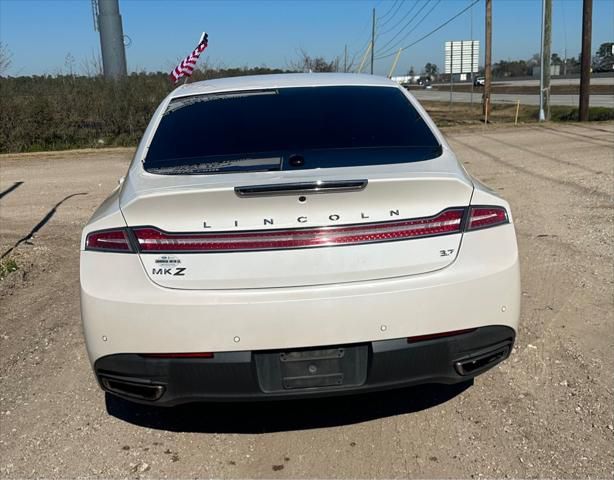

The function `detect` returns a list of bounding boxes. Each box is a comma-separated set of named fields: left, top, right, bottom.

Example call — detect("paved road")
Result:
left=1, top=124, right=613, bottom=478
left=412, top=89, right=614, bottom=107
left=434, top=75, right=614, bottom=88
left=493, top=76, right=614, bottom=87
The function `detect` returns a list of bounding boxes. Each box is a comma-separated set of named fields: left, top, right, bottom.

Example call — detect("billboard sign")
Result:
left=444, top=40, right=479, bottom=74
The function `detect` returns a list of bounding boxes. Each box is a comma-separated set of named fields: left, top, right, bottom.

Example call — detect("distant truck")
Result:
left=593, top=58, right=614, bottom=73
left=391, top=75, right=433, bottom=87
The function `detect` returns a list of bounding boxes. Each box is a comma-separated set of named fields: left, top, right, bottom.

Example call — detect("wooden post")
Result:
left=514, top=100, right=520, bottom=125
left=579, top=0, right=593, bottom=121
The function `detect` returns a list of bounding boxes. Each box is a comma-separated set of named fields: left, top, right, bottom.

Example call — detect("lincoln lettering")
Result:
left=202, top=209, right=403, bottom=229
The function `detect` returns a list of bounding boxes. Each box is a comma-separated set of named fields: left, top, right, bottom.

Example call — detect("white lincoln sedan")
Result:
left=80, top=73, right=520, bottom=405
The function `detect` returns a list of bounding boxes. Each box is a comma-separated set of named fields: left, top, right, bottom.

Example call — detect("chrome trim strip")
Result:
left=137, top=219, right=462, bottom=246
left=234, top=180, right=368, bottom=197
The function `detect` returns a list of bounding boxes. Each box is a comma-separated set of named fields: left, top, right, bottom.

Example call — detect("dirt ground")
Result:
left=0, top=123, right=613, bottom=478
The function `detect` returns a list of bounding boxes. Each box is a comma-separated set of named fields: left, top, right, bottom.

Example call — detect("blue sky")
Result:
left=1, top=0, right=613, bottom=76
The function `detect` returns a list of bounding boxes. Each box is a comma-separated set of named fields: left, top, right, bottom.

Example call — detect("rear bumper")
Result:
left=95, top=326, right=515, bottom=406
left=81, top=224, right=521, bottom=362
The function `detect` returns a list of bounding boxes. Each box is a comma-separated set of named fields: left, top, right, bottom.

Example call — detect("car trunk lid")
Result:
left=120, top=169, right=473, bottom=289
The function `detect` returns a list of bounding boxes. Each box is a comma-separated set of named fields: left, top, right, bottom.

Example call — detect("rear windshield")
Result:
left=144, top=85, right=441, bottom=174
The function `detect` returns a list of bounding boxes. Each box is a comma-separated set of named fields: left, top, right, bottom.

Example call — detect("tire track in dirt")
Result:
left=562, top=123, right=614, bottom=135
left=450, top=137, right=612, bottom=202
left=481, top=134, right=607, bottom=175
left=538, top=125, right=614, bottom=146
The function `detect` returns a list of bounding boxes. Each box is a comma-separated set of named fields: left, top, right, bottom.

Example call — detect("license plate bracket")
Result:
left=255, top=345, right=368, bottom=392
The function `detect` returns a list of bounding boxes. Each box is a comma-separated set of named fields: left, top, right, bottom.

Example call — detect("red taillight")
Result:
left=467, top=206, right=508, bottom=230
left=140, top=352, right=214, bottom=359
left=85, top=229, right=133, bottom=252
left=407, top=328, right=476, bottom=343
left=132, top=209, right=464, bottom=253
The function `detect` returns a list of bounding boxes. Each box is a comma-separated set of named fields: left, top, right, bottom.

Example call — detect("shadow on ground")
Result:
left=0, top=181, right=24, bottom=200
left=1, top=192, right=87, bottom=259
left=105, top=381, right=473, bottom=433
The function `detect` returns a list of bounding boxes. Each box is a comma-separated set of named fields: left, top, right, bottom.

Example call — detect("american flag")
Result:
left=169, top=33, right=209, bottom=84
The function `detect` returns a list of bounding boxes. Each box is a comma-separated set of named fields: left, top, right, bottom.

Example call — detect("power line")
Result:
left=379, top=1, right=419, bottom=36
left=378, top=0, right=400, bottom=21
left=376, top=0, right=432, bottom=55
left=375, top=0, right=480, bottom=60
left=380, top=0, right=441, bottom=55
left=378, top=0, right=405, bottom=29
left=377, top=0, right=442, bottom=58
left=350, top=1, right=395, bottom=63
left=350, top=10, right=377, bottom=59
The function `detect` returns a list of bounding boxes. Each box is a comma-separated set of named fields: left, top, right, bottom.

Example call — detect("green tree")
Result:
left=423, top=62, right=438, bottom=76
left=493, top=59, right=530, bottom=77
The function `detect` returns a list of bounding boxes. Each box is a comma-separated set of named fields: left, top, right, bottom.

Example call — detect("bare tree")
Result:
left=344, top=52, right=359, bottom=73
left=65, top=53, right=76, bottom=77
left=0, top=42, right=13, bottom=76
left=290, top=49, right=339, bottom=72
left=81, top=50, right=103, bottom=77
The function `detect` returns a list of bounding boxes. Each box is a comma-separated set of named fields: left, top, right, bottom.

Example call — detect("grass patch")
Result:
left=0, top=72, right=611, bottom=153
left=421, top=101, right=614, bottom=127
left=0, top=258, right=18, bottom=280
left=420, top=83, right=614, bottom=96
left=550, top=106, right=614, bottom=122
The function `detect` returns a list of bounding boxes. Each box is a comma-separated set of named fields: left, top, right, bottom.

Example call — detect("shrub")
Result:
left=0, top=258, right=18, bottom=280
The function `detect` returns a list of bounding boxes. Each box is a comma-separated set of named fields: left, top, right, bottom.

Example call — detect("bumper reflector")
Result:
left=140, top=352, right=215, bottom=359
left=407, top=328, right=476, bottom=343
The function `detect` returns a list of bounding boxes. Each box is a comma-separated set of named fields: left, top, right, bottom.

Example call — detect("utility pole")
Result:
left=344, top=44, right=348, bottom=73
left=95, top=0, right=127, bottom=79
left=483, top=0, right=492, bottom=120
left=539, top=0, right=546, bottom=121
left=470, top=1, right=474, bottom=108
left=543, top=0, right=552, bottom=120
left=370, top=8, right=376, bottom=74
left=579, top=0, right=593, bottom=121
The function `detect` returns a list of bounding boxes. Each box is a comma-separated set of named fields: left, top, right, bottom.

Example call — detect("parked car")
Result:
left=81, top=74, right=520, bottom=405
left=474, top=76, right=485, bottom=86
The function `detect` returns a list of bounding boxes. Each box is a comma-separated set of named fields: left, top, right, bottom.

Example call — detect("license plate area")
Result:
left=255, top=345, right=369, bottom=392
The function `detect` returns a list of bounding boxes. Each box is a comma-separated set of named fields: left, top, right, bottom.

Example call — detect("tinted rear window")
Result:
left=144, top=86, right=441, bottom=174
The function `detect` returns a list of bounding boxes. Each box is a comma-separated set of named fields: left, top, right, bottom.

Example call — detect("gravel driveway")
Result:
left=1, top=123, right=613, bottom=478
